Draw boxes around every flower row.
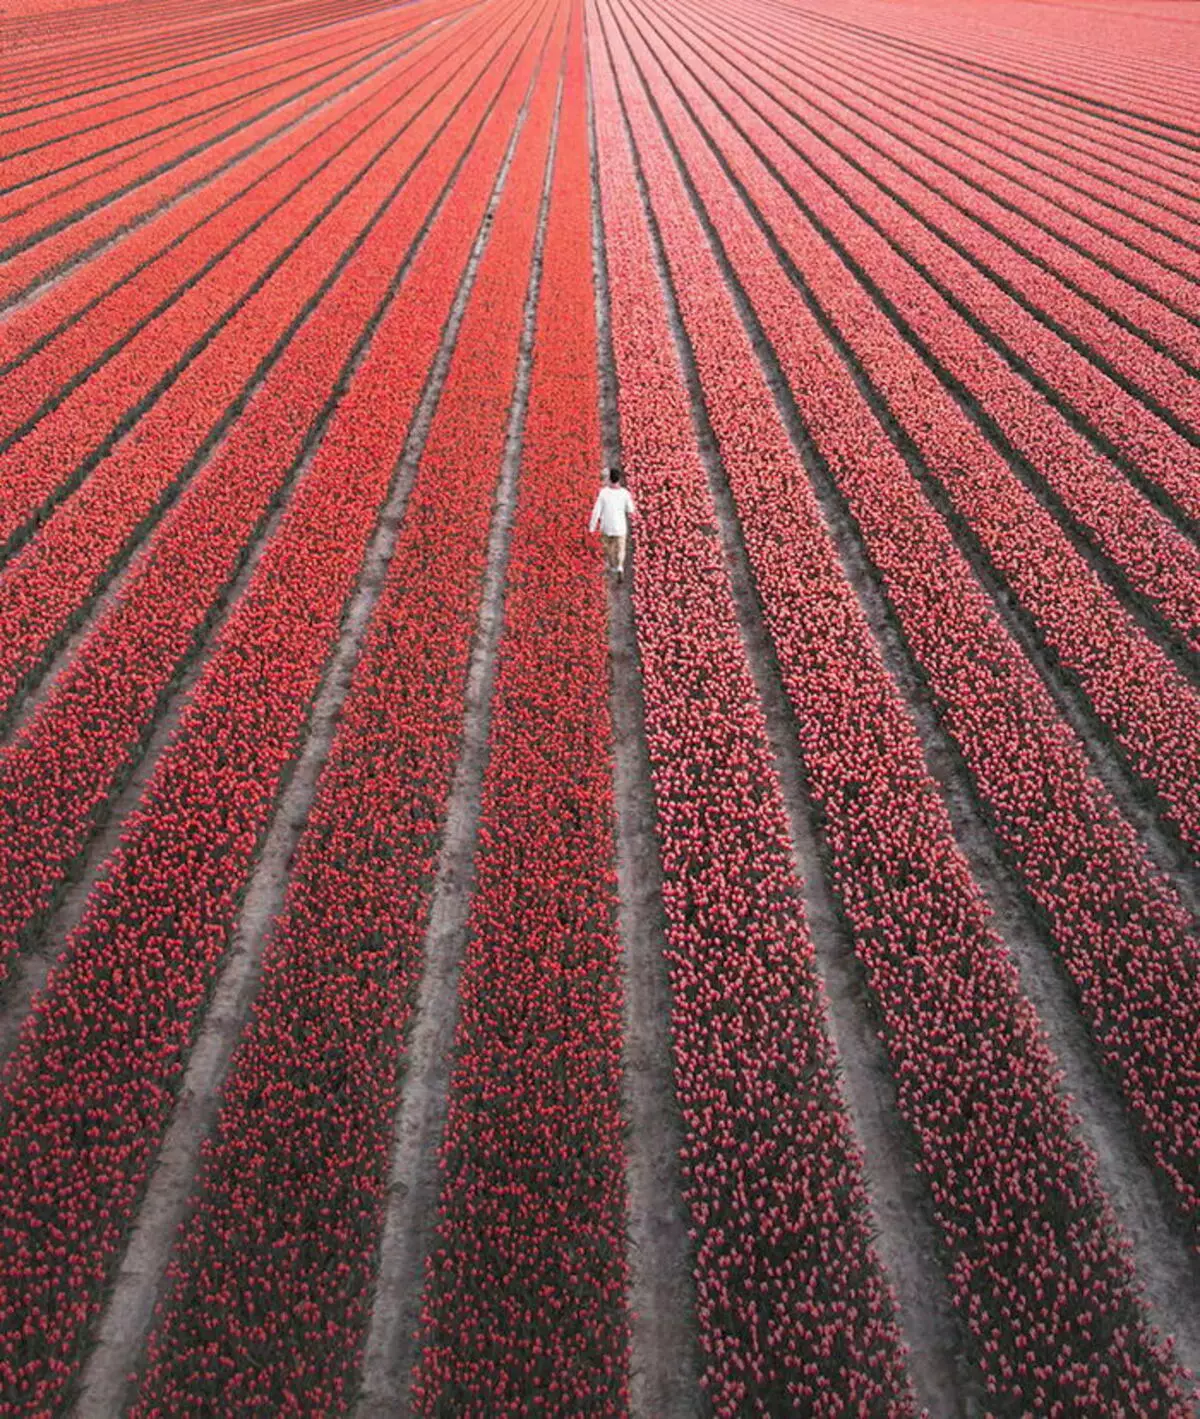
[0,13,535,1409]
[673,0,1200,478]
[0,16,466,554]
[412,29,632,1411]
[591,22,918,1416]
[671,36,1200,848]
[604,11,1190,1411]
[0,19,422,372]
[0,0,517,997]
[629,16,1200,1234]
[131,17,560,1410]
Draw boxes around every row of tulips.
[0,0,397,107]
[0,0,471,552]
[615,6,1200,1235]
[0,22,435,446]
[0,0,533,995]
[647,18,1200,855]
[600,11,1190,1412]
[0,0,403,179]
[777,17,1200,273]
[0,0,452,300]
[781,3,1198,197]
[0,19,429,372]
[129,13,564,1410]
[0,7,540,1408]
[0,1,494,737]
[752,8,1200,369]
[589,18,919,1416]
[411,22,632,1411]
[674,0,1200,477]
[807,0,1195,141]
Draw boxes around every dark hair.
[607,465,623,485]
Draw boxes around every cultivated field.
[0,0,1197,1412]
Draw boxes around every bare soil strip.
[644,65,1200,1386]
[600,20,969,1412]
[585,41,704,1415]
[353,67,559,1419]
[64,71,534,1416]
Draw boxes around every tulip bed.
[611,0,1200,1236]
[895,8,1188,117]
[410,25,632,1413]
[0,22,432,370]
[793,1,1197,160]
[0,5,541,1408]
[0,5,353,124]
[0,0,477,558]
[0,1,507,747]
[591,19,919,1417]
[0,7,409,189]
[0,3,455,305]
[807,31,1197,212]
[660,0,1200,523]
[2,0,1199,1413]
[786,39,1200,271]
[596,9,1189,1411]
[798,38,1200,255]
[0,24,446,451]
[1,0,399,106]
[0,0,447,251]
[0,0,539,993]
[128,12,564,1411]
[748,18,1200,323]
[622,1,1200,867]
[734,14,1200,380]
[1,37,357,204]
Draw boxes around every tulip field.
[1,0,1198,1410]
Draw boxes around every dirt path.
[66,78,530,1415]
[586,47,705,1413]
[645,67,1200,1395]
[354,64,557,1419]
[600,29,973,1412]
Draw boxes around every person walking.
[589,466,635,584]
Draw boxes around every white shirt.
[589,485,635,537]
